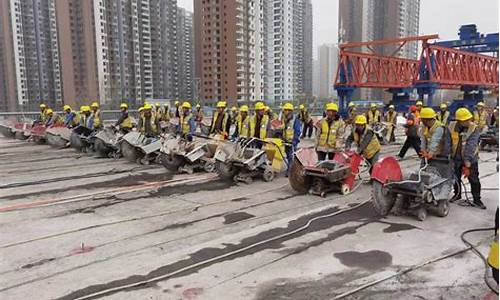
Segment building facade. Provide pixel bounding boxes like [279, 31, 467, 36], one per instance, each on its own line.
[318, 44, 339, 100]
[177, 7, 196, 101]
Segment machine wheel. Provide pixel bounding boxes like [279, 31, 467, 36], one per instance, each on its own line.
[235, 174, 253, 184]
[371, 181, 396, 216]
[94, 139, 110, 158]
[417, 208, 428, 221]
[203, 161, 216, 173]
[70, 132, 83, 151]
[436, 200, 450, 217]
[215, 161, 237, 180]
[262, 168, 275, 182]
[341, 184, 351, 195]
[161, 153, 184, 172]
[288, 157, 311, 194]
[121, 141, 141, 163]
[15, 131, 27, 140]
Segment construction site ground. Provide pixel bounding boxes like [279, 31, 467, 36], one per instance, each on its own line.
[0, 134, 498, 300]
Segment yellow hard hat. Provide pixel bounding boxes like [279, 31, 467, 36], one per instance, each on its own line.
[265, 106, 270, 112]
[81, 106, 90, 113]
[255, 102, 265, 110]
[143, 104, 153, 110]
[216, 101, 226, 108]
[155, 102, 161, 107]
[63, 105, 71, 111]
[231, 106, 237, 112]
[283, 103, 294, 111]
[420, 107, 437, 119]
[91, 102, 99, 108]
[355, 115, 367, 125]
[389, 105, 395, 109]
[196, 104, 201, 108]
[349, 102, 355, 107]
[46, 108, 53, 114]
[240, 105, 249, 113]
[174, 101, 180, 106]
[299, 104, 305, 110]
[40, 104, 47, 109]
[370, 103, 377, 108]
[455, 108, 473, 121]
[326, 103, 338, 111]
[138, 107, 144, 112]
[440, 103, 447, 109]
[182, 101, 192, 109]
[476, 102, 485, 107]
[120, 103, 128, 109]
[416, 100, 423, 106]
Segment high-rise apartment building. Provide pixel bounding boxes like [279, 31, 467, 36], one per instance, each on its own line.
[177, 7, 196, 101]
[339, 0, 420, 100]
[318, 44, 339, 100]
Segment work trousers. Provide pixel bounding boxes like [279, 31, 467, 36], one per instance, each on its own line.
[398, 136, 421, 158]
[301, 121, 313, 138]
[454, 160, 481, 202]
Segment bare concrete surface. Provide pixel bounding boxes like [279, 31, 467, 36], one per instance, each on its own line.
[0, 135, 498, 300]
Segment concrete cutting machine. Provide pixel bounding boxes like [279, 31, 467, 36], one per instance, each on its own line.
[479, 125, 498, 152]
[288, 148, 363, 197]
[70, 126, 96, 153]
[28, 124, 48, 144]
[12, 122, 32, 140]
[119, 131, 161, 164]
[93, 126, 125, 158]
[370, 157, 453, 221]
[0, 120, 16, 138]
[214, 137, 286, 184]
[45, 126, 72, 148]
[159, 134, 223, 174]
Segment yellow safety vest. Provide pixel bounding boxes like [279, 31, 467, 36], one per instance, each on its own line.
[299, 110, 312, 123]
[250, 114, 269, 139]
[40, 111, 48, 122]
[282, 116, 296, 143]
[367, 110, 380, 125]
[91, 109, 101, 129]
[437, 111, 450, 124]
[182, 113, 193, 135]
[385, 111, 397, 123]
[353, 125, 381, 159]
[488, 234, 499, 270]
[473, 110, 488, 129]
[449, 121, 479, 158]
[210, 111, 229, 135]
[422, 120, 445, 156]
[317, 118, 342, 151]
[237, 115, 251, 138]
[120, 115, 133, 129]
[80, 114, 91, 128]
[141, 115, 157, 134]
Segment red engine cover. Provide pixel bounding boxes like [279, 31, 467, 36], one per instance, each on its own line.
[333, 150, 363, 189]
[371, 156, 403, 184]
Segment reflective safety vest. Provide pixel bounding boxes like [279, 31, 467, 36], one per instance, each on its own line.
[120, 114, 133, 130]
[367, 110, 381, 125]
[422, 120, 445, 156]
[437, 111, 450, 124]
[317, 118, 342, 151]
[67, 112, 80, 127]
[488, 234, 499, 270]
[39, 110, 48, 122]
[80, 114, 92, 129]
[91, 109, 101, 129]
[353, 125, 381, 159]
[181, 113, 193, 135]
[449, 121, 479, 158]
[282, 116, 297, 143]
[210, 111, 229, 135]
[237, 115, 251, 138]
[385, 111, 397, 124]
[250, 114, 269, 139]
[141, 115, 157, 135]
[473, 110, 488, 129]
[299, 110, 312, 123]
[195, 109, 204, 122]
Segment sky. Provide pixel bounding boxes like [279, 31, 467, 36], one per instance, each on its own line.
[177, 0, 499, 58]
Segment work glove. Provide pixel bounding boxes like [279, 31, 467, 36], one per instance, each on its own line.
[462, 166, 471, 178]
[419, 150, 433, 160]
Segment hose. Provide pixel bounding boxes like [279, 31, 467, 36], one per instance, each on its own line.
[384, 158, 429, 187]
[461, 227, 499, 295]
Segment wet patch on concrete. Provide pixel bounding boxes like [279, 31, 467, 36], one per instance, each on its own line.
[57, 202, 377, 300]
[379, 221, 420, 233]
[21, 258, 56, 269]
[223, 212, 255, 224]
[334, 250, 392, 270]
[231, 197, 249, 202]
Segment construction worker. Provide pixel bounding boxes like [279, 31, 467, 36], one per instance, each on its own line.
[154, 102, 165, 121]
[250, 102, 270, 140]
[114, 103, 133, 134]
[491, 106, 499, 127]
[231, 106, 239, 125]
[210, 101, 231, 138]
[194, 104, 204, 130]
[44, 109, 63, 127]
[473, 102, 489, 132]
[488, 208, 499, 284]
[346, 102, 357, 124]
[79, 106, 92, 129]
[138, 104, 159, 137]
[366, 103, 381, 125]
[281, 103, 302, 167]
[63, 105, 80, 128]
[384, 105, 397, 143]
[299, 104, 313, 139]
[316, 103, 342, 161]
[90, 102, 102, 130]
[233, 105, 250, 139]
[397, 105, 421, 159]
[419, 107, 450, 160]
[436, 103, 450, 125]
[174, 100, 181, 118]
[345, 115, 381, 174]
[37, 104, 48, 124]
[180, 102, 195, 138]
[415, 100, 423, 118]
[450, 108, 486, 209]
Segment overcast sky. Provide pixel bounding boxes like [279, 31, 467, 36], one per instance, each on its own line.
[177, 0, 498, 58]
